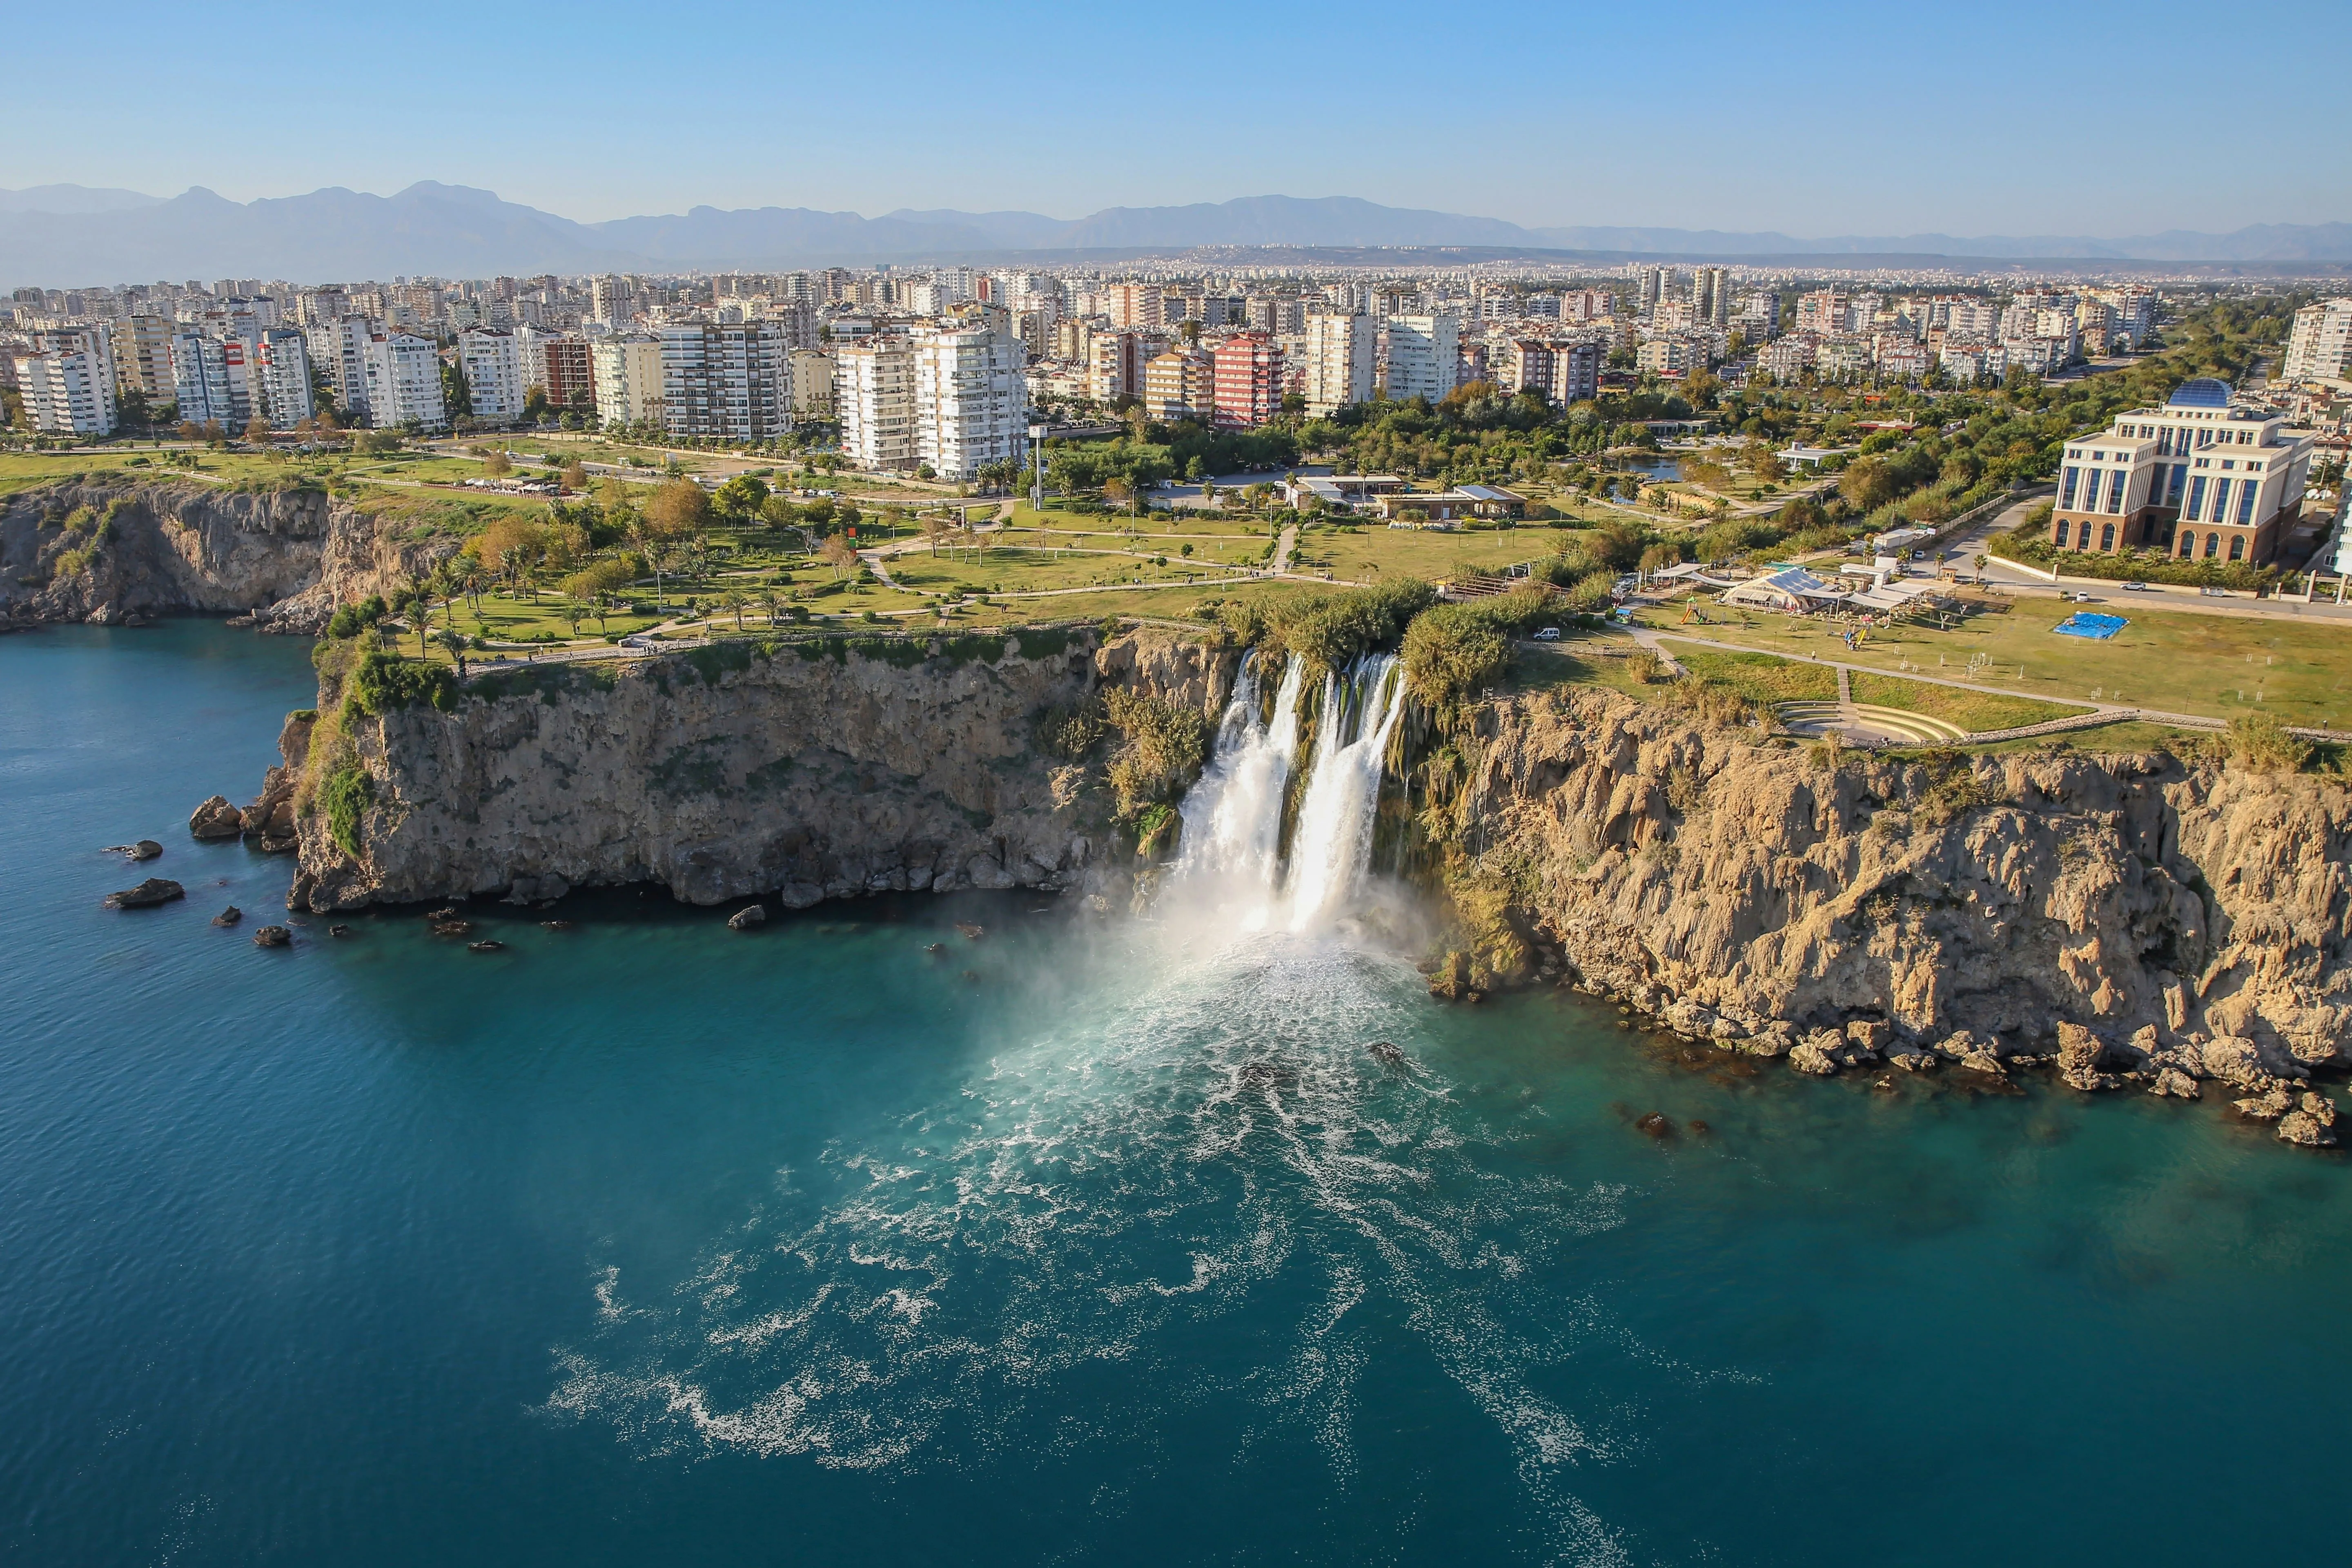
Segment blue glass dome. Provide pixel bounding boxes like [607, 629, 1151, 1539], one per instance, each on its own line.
[2167, 377, 2232, 408]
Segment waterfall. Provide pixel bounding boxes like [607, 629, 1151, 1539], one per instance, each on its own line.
[1173, 653, 1306, 906]
[1168, 649, 1403, 936]
[1281, 654, 1405, 933]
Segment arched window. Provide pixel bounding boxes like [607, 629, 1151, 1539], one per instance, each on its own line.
[2076, 520, 2093, 548]
[2229, 535, 2245, 561]
[2178, 532, 2194, 557]
[2204, 533, 2220, 559]
[2099, 523, 2115, 550]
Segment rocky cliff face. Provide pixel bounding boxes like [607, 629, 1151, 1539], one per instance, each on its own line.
[1456, 689, 2351, 1079]
[0, 479, 452, 631]
[286, 628, 1236, 913]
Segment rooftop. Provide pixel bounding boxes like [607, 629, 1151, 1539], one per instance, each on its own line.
[2168, 377, 2232, 409]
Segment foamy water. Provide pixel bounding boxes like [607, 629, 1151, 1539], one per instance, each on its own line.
[549, 930, 1671, 1563]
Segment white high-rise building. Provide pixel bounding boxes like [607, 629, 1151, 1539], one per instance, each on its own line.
[251, 330, 315, 428]
[1382, 314, 1459, 404]
[913, 321, 1025, 481]
[835, 337, 918, 471]
[1304, 312, 1374, 416]
[361, 332, 448, 431]
[458, 328, 528, 423]
[590, 336, 666, 426]
[12, 325, 118, 437]
[590, 275, 631, 329]
[305, 315, 375, 423]
[2283, 298, 2352, 386]
[170, 333, 239, 428]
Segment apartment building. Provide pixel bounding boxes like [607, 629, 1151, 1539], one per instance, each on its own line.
[2049, 377, 2315, 564]
[1087, 328, 1168, 404]
[913, 322, 1024, 480]
[1212, 332, 1283, 428]
[590, 336, 665, 425]
[835, 337, 918, 470]
[458, 328, 528, 423]
[1794, 290, 1849, 335]
[1105, 284, 1165, 330]
[1304, 312, 1374, 415]
[1382, 314, 1458, 403]
[306, 315, 375, 422]
[1692, 267, 1731, 328]
[788, 348, 834, 419]
[2283, 298, 2352, 386]
[169, 332, 244, 428]
[13, 325, 118, 436]
[361, 332, 448, 431]
[1142, 346, 1216, 423]
[659, 321, 793, 442]
[119, 314, 177, 399]
[251, 330, 315, 428]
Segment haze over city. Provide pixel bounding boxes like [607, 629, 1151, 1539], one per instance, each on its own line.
[4, 0, 2347, 236]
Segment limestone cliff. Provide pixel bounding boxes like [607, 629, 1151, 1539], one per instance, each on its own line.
[284, 627, 1236, 913]
[0, 479, 454, 631]
[1453, 688, 2351, 1075]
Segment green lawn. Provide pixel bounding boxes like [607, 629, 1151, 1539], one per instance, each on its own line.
[1673, 649, 1838, 703]
[1846, 671, 2078, 732]
[1643, 597, 2352, 728]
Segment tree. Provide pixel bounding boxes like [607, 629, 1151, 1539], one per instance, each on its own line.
[818, 535, 858, 579]
[482, 450, 513, 478]
[714, 473, 770, 520]
[721, 588, 749, 631]
[1103, 477, 1134, 515]
[921, 513, 951, 556]
[244, 416, 270, 443]
[441, 361, 473, 419]
[523, 385, 552, 423]
[561, 460, 588, 492]
[645, 478, 710, 539]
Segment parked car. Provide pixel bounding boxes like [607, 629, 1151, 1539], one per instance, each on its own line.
[1533, 626, 1562, 641]
[2122, 581, 2149, 592]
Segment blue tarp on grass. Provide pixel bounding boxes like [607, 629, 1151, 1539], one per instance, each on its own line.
[2053, 612, 2128, 639]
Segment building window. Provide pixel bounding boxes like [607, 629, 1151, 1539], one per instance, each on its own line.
[2178, 531, 2194, 557]
[2205, 533, 2220, 559]
[2229, 535, 2245, 561]
[2100, 522, 2115, 550]
[2107, 470, 2127, 512]
[2077, 520, 2093, 548]
[2060, 466, 2080, 508]
[2209, 479, 2232, 523]
[2166, 465, 2185, 506]
[2237, 483, 2257, 525]
[2184, 474, 2207, 520]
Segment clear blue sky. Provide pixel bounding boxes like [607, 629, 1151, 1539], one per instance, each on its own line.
[8, 0, 2346, 236]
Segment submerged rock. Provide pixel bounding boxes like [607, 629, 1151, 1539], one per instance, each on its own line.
[103, 878, 183, 909]
[1634, 1112, 1672, 1136]
[727, 904, 767, 931]
[252, 925, 290, 947]
[468, 939, 505, 953]
[212, 906, 242, 927]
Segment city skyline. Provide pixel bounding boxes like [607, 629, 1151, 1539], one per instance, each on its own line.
[4, 0, 2346, 237]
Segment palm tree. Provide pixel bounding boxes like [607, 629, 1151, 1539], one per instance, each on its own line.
[722, 588, 748, 631]
[758, 586, 783, 627]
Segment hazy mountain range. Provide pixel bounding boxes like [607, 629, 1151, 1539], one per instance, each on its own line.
[4, 183, 2349, 285]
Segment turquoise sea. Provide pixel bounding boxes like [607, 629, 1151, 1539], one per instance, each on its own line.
[2, 620, 2345, 1566]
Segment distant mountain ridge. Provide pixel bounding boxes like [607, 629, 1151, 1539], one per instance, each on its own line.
[2, 183, 2348, 285]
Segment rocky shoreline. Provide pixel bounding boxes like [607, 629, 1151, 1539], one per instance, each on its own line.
[0, 478, 454, 635]
[180, 616, 2348, 1151]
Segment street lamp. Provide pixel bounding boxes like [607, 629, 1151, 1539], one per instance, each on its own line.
[1028, 421, 1047, 513]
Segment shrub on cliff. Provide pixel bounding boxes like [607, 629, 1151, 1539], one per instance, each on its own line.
[1101, 688, 1208, 821]
[2226, 713, 2312, 773]
[348, 650, 457, 715]
[319, 765, 373, 857]
[1256, 579, 1436, 675]
[1402, 606, 1509, 718]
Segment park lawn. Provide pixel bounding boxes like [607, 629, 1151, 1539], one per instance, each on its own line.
[1507, 638, 1662, 701]
[0, 448, 337, 495]
[1846, 671, 2080, 732]
[996, 522, 1274, 568]
[1936, 719, 2212, 757]
[1012, 501, 1270, 538]
[1648, 597, 2352, 728]
[886, 547, 1225, 598]
[1672, 648, 1839, 703]
[1314, 525, 1559, 586]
